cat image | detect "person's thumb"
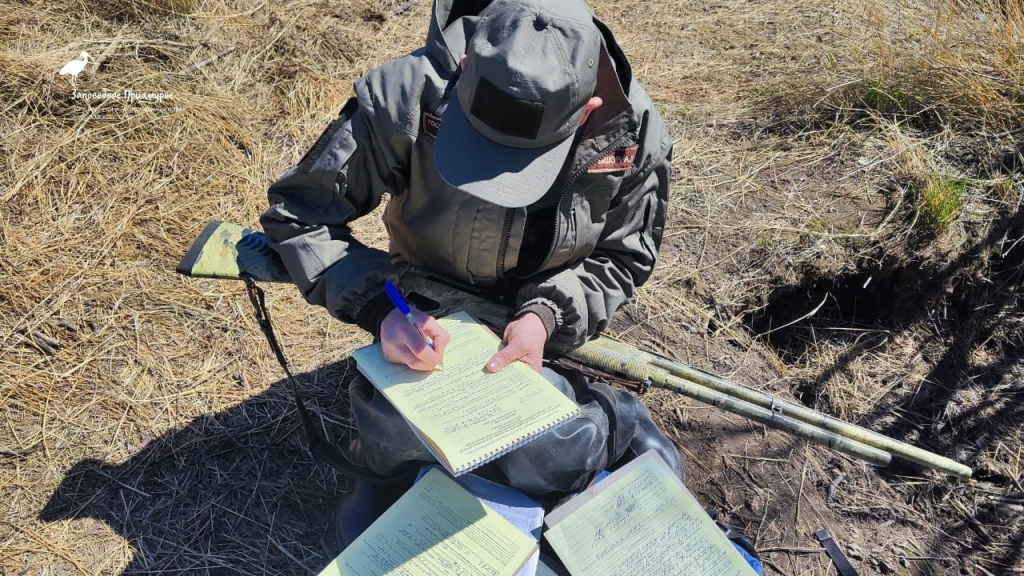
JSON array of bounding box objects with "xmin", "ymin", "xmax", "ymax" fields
[{"xmin": 486, "ymin": 344, "xmax": 519, "ymax": 373}]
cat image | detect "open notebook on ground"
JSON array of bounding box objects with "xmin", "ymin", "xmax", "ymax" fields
[
  {"xmin": 317, "ymin": 467, "xmax": 542, "ymax": 576},
  {"xmin": 544, "ymin": 451, "xmax": 759, "ymax": 576}
]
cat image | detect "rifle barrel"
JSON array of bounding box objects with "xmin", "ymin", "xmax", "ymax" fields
[
  {"xmin": 647, "ymin": 355, "xmax": 971, "ymax": 479},
  {"xmin": 565, "ymin": 342, "xmax": 890, "ymax": 465},
  {"xmin": 659, "ymin": 370, "xmax": 892, "ymax": 466},
  {"xmin": 570, "ymin": 338, "xmax": 972, "ymax": 479}
]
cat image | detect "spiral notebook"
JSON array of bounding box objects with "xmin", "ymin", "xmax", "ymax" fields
[
  {"xmin": 318, "ymin": 467, "xmax": 537, "ymax": 576},
  {"xmin": 351, "ymin": 310, "xmax": 580, "ymax": 476},
  {"xmin": 543, "ymin": 451, "xmax": 758, "ymax": 575}
]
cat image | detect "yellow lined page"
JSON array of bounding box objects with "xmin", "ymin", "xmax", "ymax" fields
[
  {"xmin": 544, "ymin": 452, "xmax": 758, "ymax": 576},
  {"xmin": 319, "ymin": 468, "xmax": 536, "ymax": 576},
  {"xmin": 351, "ymin": 311, "xmax": 579, "ymax": 475}
]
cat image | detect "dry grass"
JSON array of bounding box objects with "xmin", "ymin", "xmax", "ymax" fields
[
  {"xmin": 1, "ymin": 1, "xmax": 418, "ymax": 572},
  {"xmin": 763, "ymin": 0, "xmax": 1024, "ymax": 134},
  {"xmin": 2, "ymin": 0, "xmax": 1022, "ymax": 574}
]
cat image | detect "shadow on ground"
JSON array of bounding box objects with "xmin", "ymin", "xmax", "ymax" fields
[
  {"xmin": 39, "ymin": 360, "xmax": 360, "ymax": 575},
  {"xmin": 746, "ymin": 206, "xmax": 1024, "ymax": 574}
]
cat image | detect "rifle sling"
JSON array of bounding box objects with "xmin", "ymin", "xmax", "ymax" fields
[
  {"xmin": 243, "ymin": 276, "xmax": 417, "ymax": 484},
  {"xmin": 816, "ymin": 528, "xmax": 860, "ymax": 576}
]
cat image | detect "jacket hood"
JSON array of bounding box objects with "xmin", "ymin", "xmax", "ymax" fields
[
  {"xmin": 426, "ymin": 0, "xmax": 491, "ymax": 74},
  {"xmin": 426, "ymin": 0, "xmax": 634, "ymax": 97}
]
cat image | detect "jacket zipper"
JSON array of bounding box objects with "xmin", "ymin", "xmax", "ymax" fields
[
  {"xmin": 495, "ymin": 208, "xmax": 516, "ymax": 277},
  {"xmin": 534, "ymin": 131, "xmax": 637, "ymax": 273}
]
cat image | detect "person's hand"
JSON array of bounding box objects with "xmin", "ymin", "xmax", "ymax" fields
[
  {"xmin": 380, "ymin": 307, "xmax": 450, "ymax": 371},
  {"xmin": 486, "ymin": 312, "xmax": 546, "ymax": 373}
]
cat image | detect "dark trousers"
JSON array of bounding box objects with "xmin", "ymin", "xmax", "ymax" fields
[{"xmin": 349, "ymin": 364, "xmax": 684, "ymax": 498}]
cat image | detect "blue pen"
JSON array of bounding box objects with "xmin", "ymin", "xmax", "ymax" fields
[{"xmin": 384, "ymin": 281, "xmax": 442, "ymax": 367}]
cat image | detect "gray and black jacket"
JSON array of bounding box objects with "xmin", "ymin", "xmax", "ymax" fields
[{"xmin": 260, "ymin": 0, "xmax": 672, "ymax": 351}]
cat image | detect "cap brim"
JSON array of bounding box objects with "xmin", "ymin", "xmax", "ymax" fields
[{"xmin": 435, "ymin": 100, "xmax": 573, "ymax": 208}]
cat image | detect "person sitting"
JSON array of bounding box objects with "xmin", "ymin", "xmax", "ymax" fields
[{"xmin": 260, "ymin": 0, "xmax": 684, "ymax": 550}]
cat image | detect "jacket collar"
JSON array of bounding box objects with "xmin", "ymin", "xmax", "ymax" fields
[{"xmin": 579, "ymin": 39, "xmax": 636, "ymax": 153}]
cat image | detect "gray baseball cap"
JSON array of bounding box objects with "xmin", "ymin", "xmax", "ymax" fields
[{"xmin": 435, "ymin": 0, "xmax": 602, "ymax": 208}]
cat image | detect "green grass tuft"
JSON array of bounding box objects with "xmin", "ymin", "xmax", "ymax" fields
[
  {"xmin": 915, "ymin": 175, "xmax": 966, "ymax": 235},
  {"xmin": 862, "ymin": 79, "xmax": 911, "ymax": 115}
]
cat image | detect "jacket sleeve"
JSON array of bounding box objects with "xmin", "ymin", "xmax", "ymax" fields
[
  {"xmin": 515, "ymin": 122, "xmax": 672, "ymax": 352},
  {"xmin": 259, "ymin": 95, "xmax": 408, "ymax": 332}
]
